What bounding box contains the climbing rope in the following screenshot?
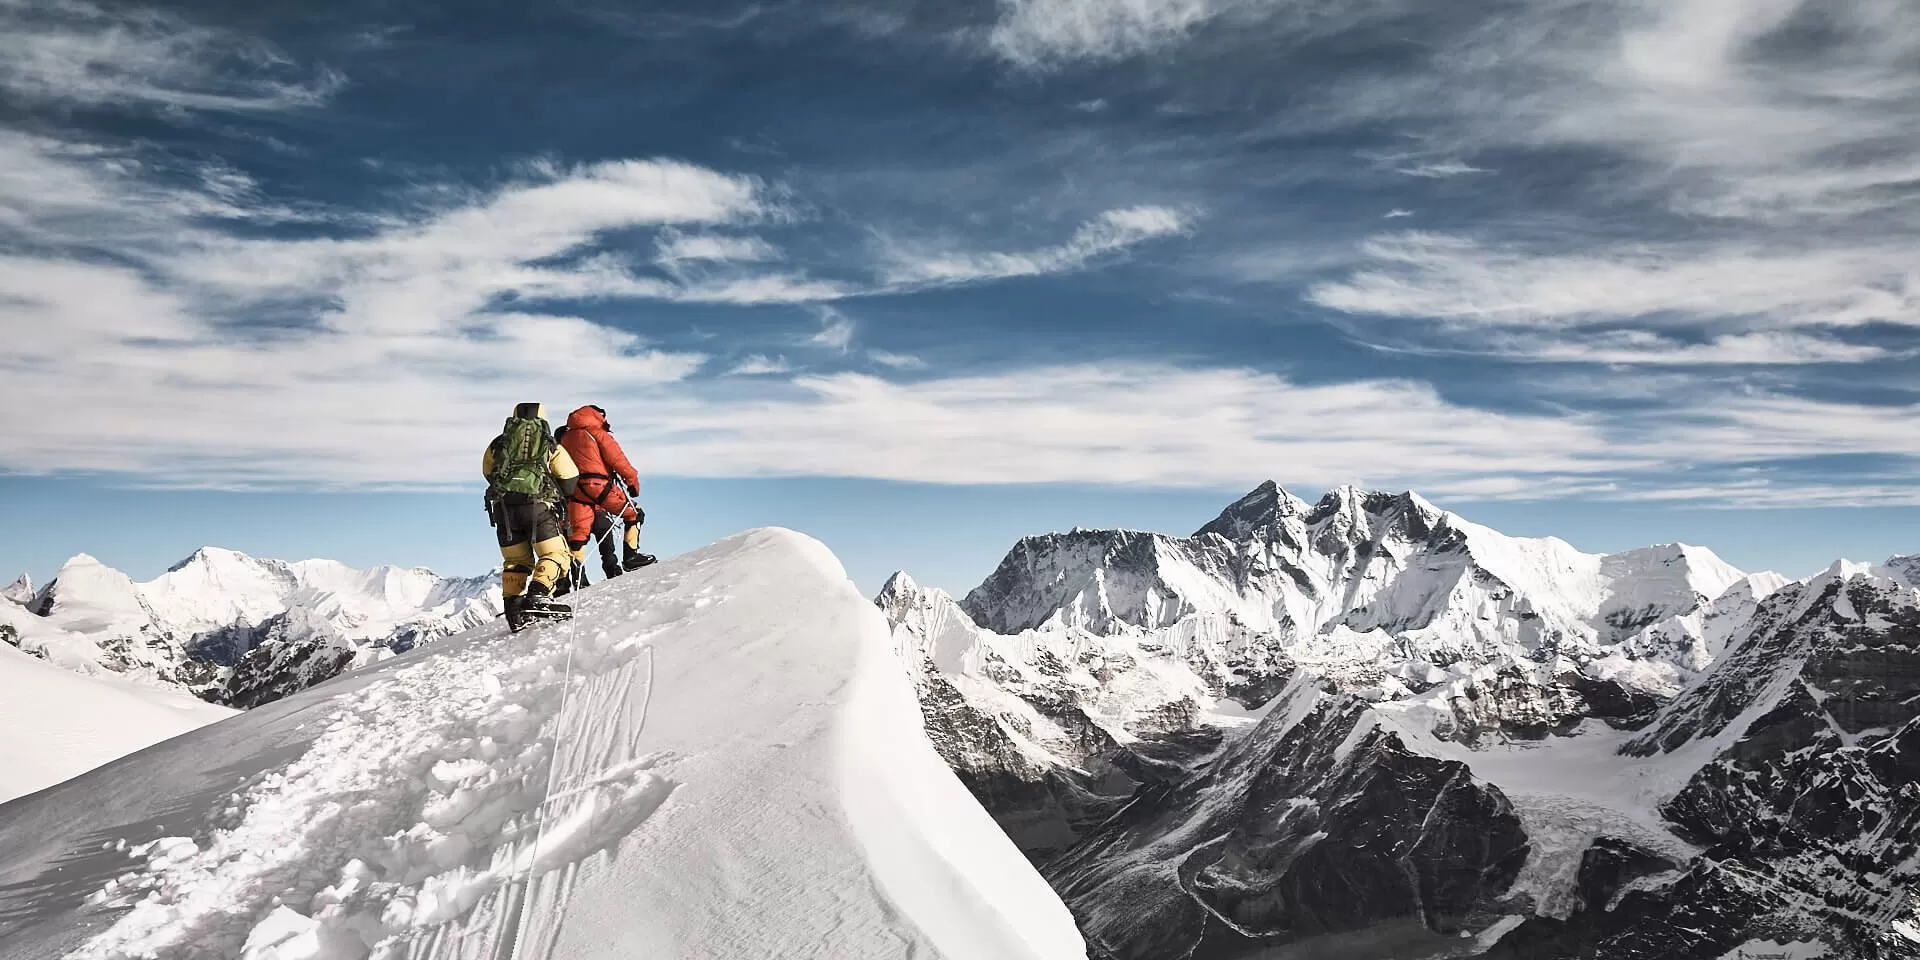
[504,563,582,960]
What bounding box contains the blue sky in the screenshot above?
[1,0,1917,596]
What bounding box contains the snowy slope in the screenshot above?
[14,547,499,706]
[0,642,234,803]
[0,528,1084,960]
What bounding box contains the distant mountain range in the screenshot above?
[2,547,497,708]
[881,481,1920,960]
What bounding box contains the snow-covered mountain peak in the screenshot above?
[32,553,146,618]
[876,570,926,606]
[1885,554,1920,589]
[11,548,501,707]
[2,573,31,606]
[163,545,256,573]
[1192,480,1312,540]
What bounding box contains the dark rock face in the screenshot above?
[913,672,1220,864]
[1047,688,1530,960]
[1490,574,1920,959]
[189,609,493,708]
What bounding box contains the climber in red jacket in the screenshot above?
[556,405,655,580]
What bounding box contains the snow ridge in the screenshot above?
[0,529,1083,960]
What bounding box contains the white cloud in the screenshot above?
[1497,331,1897,366]
[655,230,781,264]
[1309,232,1920,331]
[0,135,792,488]
[1398,0,1920,225]
[1642,394,1920,465]
[990,0,1212,69]
[725,354,793,376]
[0,0,341,111]
[868,350,926,369]
[171,158,777,316]
[0,254,705,488]
[647,364,1626,487]
[883,205,1191,286]
[808,306,856,351]
[1394,161,1486,178]
[1384,209,1414,218]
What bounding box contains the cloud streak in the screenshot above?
[0,0,342,111]
[883,205,1191,287]
[989,0,1212,69]
[1310,232,1920,333]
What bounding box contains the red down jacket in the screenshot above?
[558,405,639,504]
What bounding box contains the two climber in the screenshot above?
[482,403,654,633]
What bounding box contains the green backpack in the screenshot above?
[488,415,557,502]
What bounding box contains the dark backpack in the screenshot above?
[487,415,557,502]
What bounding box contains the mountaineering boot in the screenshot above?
[518,593,572,628]
[622,549,657,572]
[503,595,528,633]
[518,591,568,629]
[516,580,572,629]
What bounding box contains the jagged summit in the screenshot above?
[877,570,921,600]
[1,573,31,606]
[1193,480,1311,540]
[164,545,253,573]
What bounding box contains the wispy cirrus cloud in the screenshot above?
[1310,232,1920,331]
[989,0,1211,69]
[1394,161,1486,179]
[882,205,1191,286]
[868,350,926,369]
[0,0,342,111]
[724,354,793,376]
[808,305,856,351]
[1478,331,1895,366]
[654,230,782,265]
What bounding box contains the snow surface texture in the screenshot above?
[0,642,234,803]
[7,548,499,707]
[0,529,1083,960]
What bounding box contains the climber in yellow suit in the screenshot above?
[482,402,581,631]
